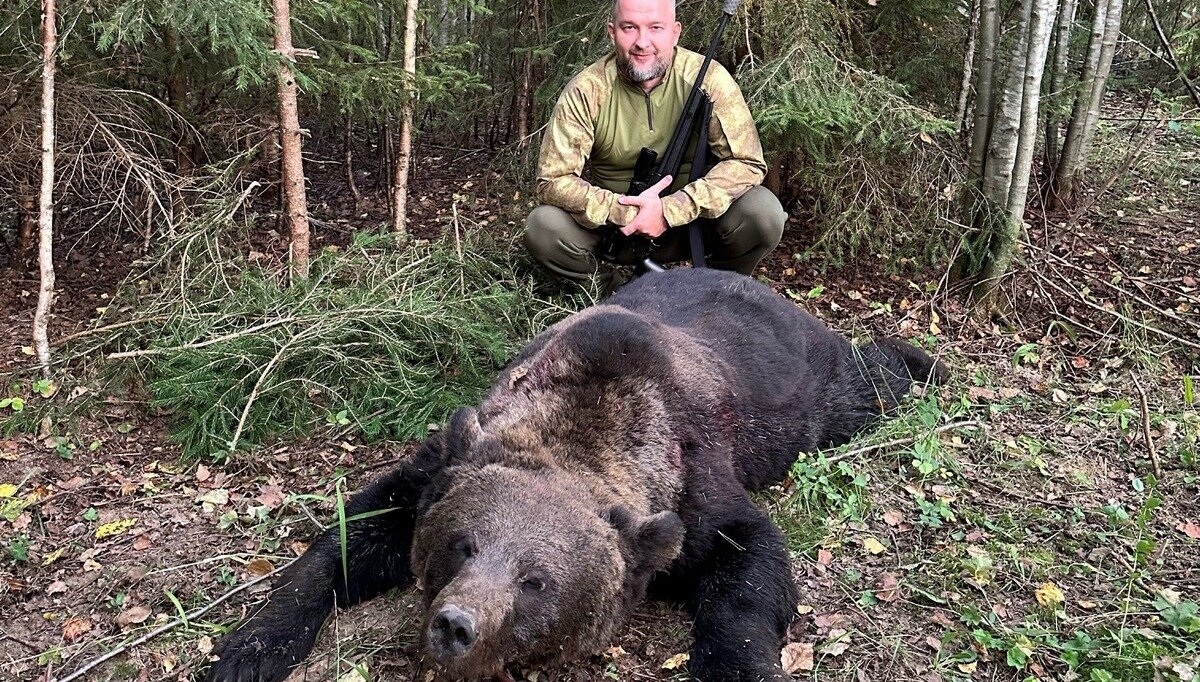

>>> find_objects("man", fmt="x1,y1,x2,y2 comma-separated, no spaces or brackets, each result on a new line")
525,0,787,285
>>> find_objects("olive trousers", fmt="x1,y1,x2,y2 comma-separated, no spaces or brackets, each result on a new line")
524,185,787,282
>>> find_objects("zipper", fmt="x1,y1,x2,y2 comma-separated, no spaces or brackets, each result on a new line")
644,92,654,131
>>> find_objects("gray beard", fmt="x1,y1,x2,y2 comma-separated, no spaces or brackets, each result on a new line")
617,53,668,84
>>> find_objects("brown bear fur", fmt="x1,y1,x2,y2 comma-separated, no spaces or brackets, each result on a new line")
206,268,946,682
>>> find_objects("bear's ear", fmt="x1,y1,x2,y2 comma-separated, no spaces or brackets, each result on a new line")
444,407,482,464
606,506,685,575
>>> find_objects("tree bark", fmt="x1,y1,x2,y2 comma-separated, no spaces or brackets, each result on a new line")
391,0,418,240
1054,0,1124,207
272,0,312,281
956,0,982,135
967,0,1000,184
966,0,1059,309
1043,0,1078,177
344,113,362,208
34,0,58,372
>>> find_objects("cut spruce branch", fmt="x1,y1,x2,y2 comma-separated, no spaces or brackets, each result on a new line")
826,420,987,464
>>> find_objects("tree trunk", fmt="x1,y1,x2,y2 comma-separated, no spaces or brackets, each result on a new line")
967,0,1000,184
1043,0,1078,178
965,0,1060,309
956,0,982,134
272,0,311,281
1053,0,1124,207
344,113,362,208
34,0,58,372
391,0,418,240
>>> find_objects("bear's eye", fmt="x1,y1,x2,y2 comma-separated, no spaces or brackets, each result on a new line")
452,536,476,559
519,573,548,593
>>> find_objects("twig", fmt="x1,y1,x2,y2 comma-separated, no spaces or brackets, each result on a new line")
54,315,175,347
827,420,986,463
107,316,299,360
1130,374,1161,479
1026,269,1200,352
1065,118,1163,230
1,629,43,653
54,560,294,682
1142,0,1200,108
228,330,306,452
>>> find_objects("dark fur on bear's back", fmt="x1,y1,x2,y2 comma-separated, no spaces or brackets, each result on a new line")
206,268,946,682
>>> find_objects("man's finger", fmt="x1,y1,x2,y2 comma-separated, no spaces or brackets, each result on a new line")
619,195,647,207
645,175,672,195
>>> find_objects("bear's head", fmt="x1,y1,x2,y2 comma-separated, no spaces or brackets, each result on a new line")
410,410,684,678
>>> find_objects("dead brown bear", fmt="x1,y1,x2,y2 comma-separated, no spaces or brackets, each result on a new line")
205,267,945,682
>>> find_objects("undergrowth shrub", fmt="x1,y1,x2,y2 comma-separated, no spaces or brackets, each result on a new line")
80,191,579,459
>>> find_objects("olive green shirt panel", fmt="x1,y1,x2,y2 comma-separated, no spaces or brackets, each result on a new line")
660,58,768,227
534,48,767,229
534,61,636,229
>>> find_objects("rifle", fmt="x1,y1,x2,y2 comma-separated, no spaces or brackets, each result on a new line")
596,0,741,273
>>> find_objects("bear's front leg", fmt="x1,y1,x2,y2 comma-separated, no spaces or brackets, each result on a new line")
206,440,443,682
674,484,798,681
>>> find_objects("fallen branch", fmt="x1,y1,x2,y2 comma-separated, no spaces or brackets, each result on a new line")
106,316,299,360
828,419,986,463
1142,0,1200,108
55,560,294,682
1130,374,1162,479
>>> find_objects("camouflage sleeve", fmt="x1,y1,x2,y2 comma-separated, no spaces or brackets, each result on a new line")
534,73,636,229
661,63,767,228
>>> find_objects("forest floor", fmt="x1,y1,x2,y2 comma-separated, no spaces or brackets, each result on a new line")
1,105,1198,682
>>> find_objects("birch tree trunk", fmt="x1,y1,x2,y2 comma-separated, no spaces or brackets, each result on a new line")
33,0,57,371
1053,0,1124,207
956,0,982,134
967,0,1000,183
273,0,312,281
391,0,418,240
960,0,1059,311
1043,0,1078,177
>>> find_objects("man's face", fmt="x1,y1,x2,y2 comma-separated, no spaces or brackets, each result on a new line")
607,0,681,88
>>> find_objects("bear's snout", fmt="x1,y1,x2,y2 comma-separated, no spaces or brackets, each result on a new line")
428,603,478,659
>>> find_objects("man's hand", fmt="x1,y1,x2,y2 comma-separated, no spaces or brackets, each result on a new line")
617,175,673,239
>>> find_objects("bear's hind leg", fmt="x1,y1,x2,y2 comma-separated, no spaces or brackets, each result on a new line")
206,440,443,682
684,501,798,681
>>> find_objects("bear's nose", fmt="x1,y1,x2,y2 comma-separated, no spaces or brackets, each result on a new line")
429,604,478,659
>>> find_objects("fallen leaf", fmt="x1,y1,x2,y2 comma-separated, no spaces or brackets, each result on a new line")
661,653,690,670
256,485,286,509
95,518,137,540
781,642,814,673
813,613,852,631
822,628,850,656
1177,521,1200,539
875,573,902,603
817,548,834,566
245,558,274,577
862,537,887,555
882,509,904,526
1071,356,1091,369
46,581,68,595
133,536,153,551
195,464,211,483
62,617,92,642
197,489,229,506
1035,581,1064,608
117,605,152,627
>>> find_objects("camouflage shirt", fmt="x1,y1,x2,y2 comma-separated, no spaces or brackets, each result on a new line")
535,47,768,229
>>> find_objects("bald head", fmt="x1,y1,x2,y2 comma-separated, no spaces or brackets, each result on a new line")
608,0,682,92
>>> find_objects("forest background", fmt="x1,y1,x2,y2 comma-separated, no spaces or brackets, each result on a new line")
0,0,1198,680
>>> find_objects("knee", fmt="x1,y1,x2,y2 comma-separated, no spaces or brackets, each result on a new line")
523,205,564,261
723,186,786,245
